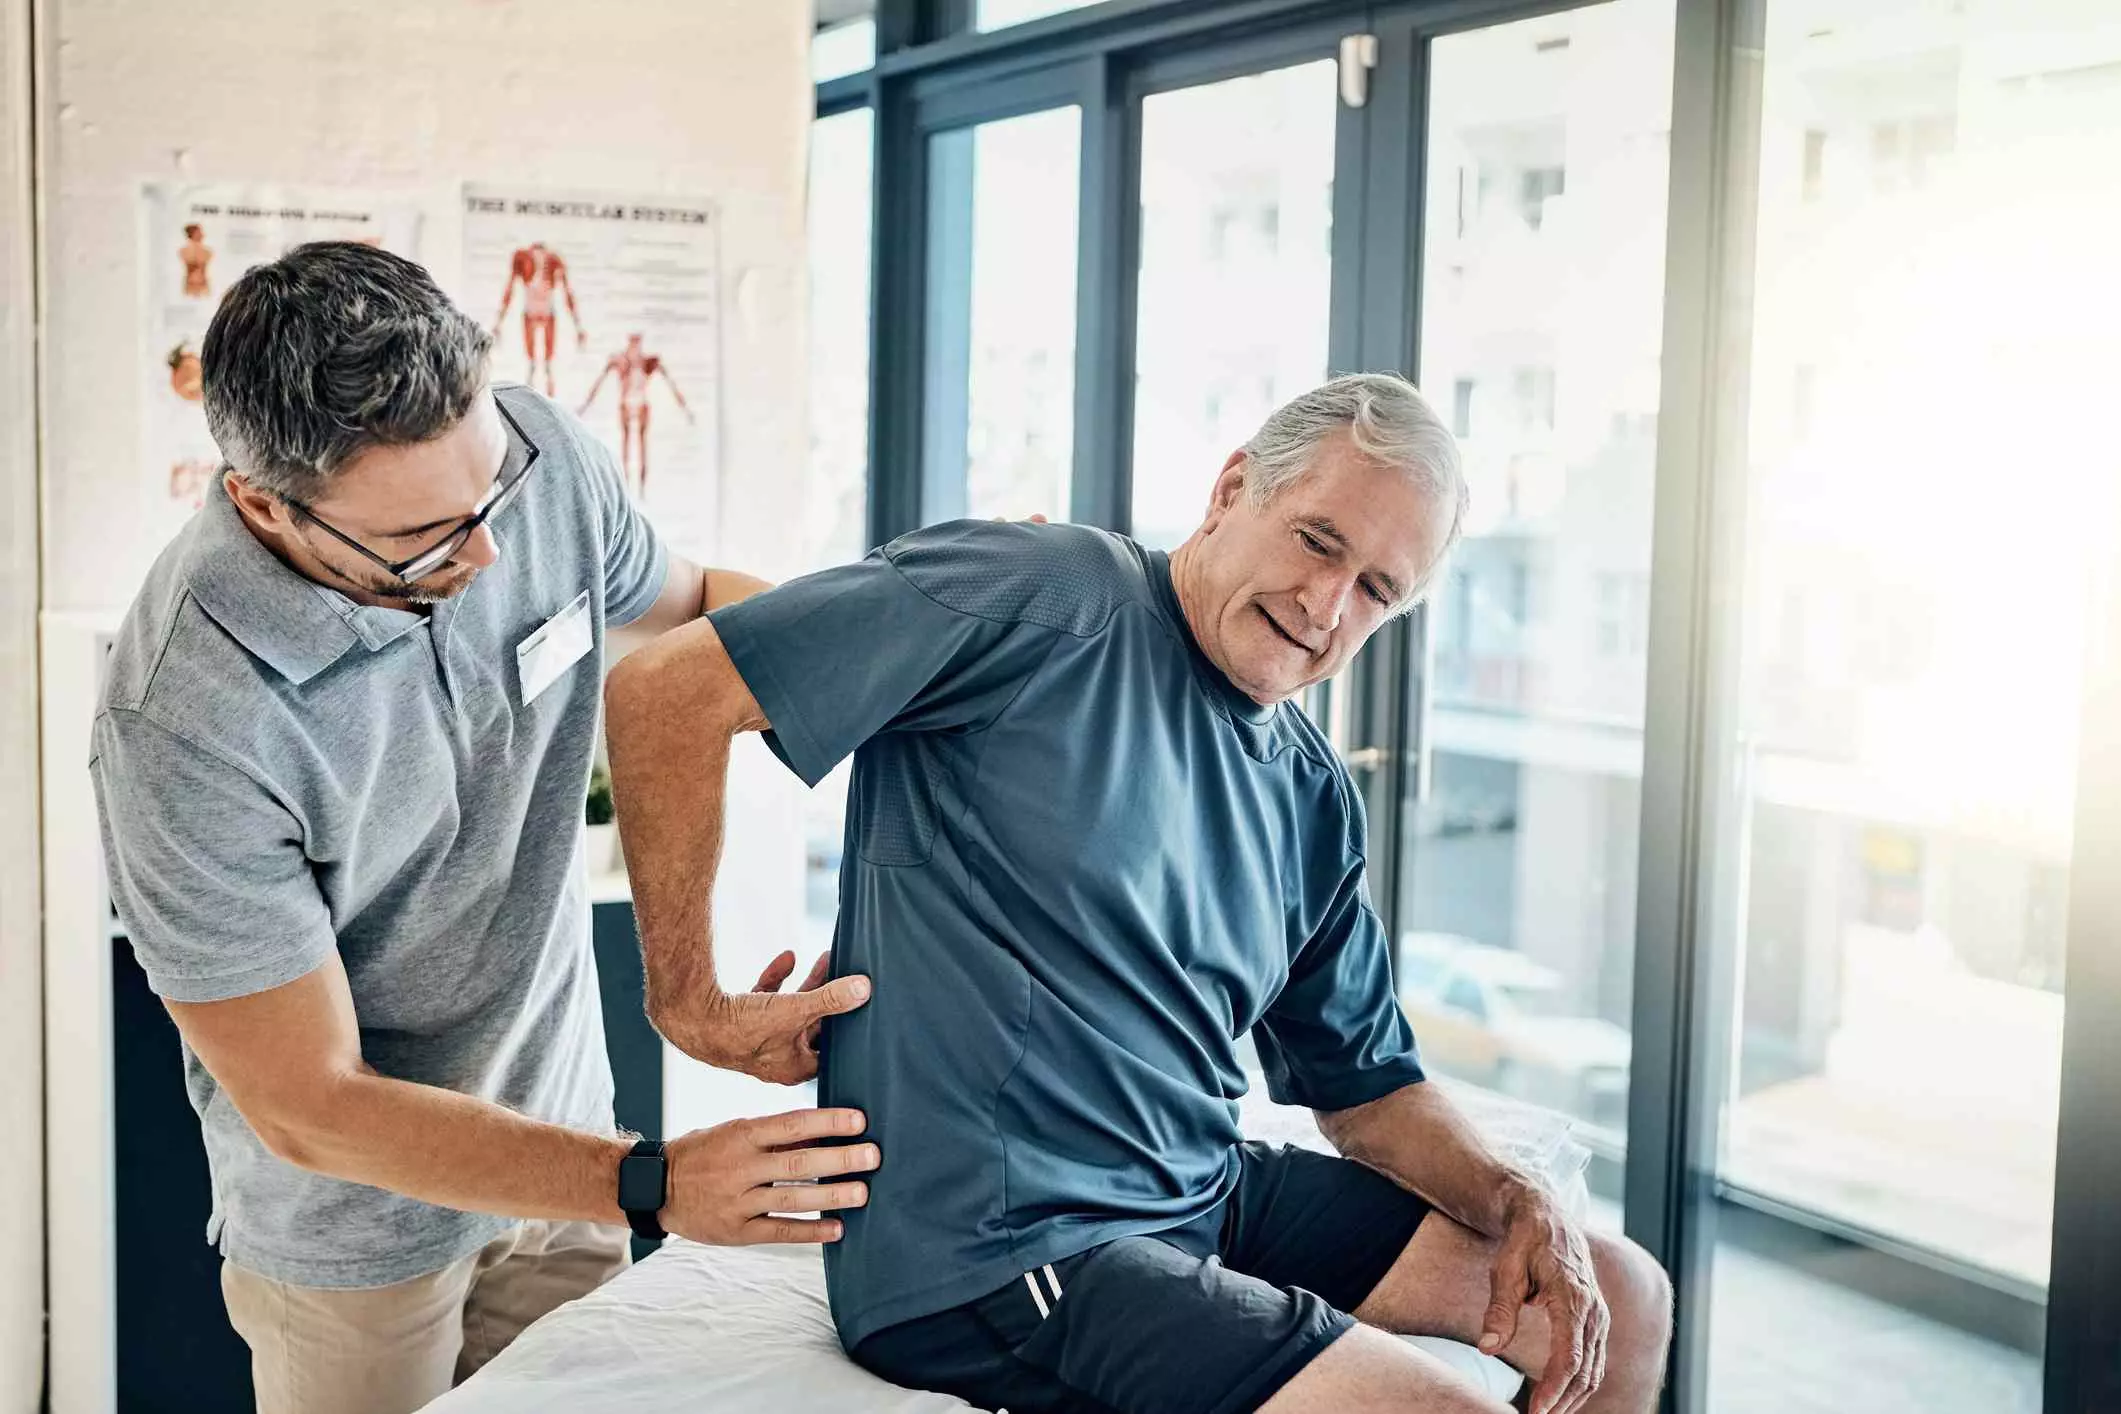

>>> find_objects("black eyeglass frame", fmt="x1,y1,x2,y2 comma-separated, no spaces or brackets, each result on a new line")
278,395,542,584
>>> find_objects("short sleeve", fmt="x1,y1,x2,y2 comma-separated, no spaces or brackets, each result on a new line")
1253,800,1426,1112
90,710,336,1004
570,409,668,628
709,524,1068,788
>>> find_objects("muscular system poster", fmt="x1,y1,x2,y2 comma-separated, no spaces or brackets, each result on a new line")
141,184,423,543
462,186,721,559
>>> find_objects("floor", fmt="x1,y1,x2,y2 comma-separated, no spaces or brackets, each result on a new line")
1704,1238,2040,1414
1580,1197,2042,1414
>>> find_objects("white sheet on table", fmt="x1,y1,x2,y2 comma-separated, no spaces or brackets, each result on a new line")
434,1086,1585,1411
427,1241,966,1413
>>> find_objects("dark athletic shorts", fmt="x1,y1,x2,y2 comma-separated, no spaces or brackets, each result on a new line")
851,1141,1434,1414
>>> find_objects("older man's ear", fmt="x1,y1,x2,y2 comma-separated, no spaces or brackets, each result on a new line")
1197,454,1251,535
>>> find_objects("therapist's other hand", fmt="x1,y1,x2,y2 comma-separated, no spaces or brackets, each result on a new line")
665,951,870,1084
660,1108,878,1246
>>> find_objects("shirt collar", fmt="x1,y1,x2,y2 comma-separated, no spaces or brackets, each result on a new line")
184,475,426,685
1144,547,1280,729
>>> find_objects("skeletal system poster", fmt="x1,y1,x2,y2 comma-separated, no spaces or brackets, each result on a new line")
462,186,721,558
141,184,422,541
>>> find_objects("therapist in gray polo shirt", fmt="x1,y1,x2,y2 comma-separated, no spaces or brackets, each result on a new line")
89,243,877,1414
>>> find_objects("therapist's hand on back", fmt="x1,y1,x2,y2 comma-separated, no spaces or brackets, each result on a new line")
660,1106,879,1246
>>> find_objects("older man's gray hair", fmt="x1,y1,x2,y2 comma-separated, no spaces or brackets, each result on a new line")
1241,372,1468,601
201,242,492,504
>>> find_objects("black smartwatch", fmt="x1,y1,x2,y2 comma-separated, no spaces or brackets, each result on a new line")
617,1138,668,1242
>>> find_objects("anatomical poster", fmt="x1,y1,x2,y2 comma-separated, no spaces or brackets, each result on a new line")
141,183,423,541
462,185,721,558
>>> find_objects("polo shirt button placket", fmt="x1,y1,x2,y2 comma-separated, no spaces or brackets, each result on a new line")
428,600,460,709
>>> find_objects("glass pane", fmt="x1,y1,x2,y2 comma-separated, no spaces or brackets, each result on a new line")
976,0,1100,31
802,107,877,958
805,108,873,571
812,17,877,84
1130,60,1337,551
1702,3,2121,1406
924,107,1082,524
1401,0,1676,1227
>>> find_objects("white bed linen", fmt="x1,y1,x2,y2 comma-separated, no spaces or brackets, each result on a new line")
433,1086,1588,1412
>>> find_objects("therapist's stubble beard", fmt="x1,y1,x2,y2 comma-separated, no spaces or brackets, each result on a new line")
280,522,484,607
333,553,482,607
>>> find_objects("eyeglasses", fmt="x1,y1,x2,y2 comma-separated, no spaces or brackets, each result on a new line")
284,396,543,584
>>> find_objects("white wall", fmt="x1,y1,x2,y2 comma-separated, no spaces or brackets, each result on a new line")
0,1,44,1409
37,3,815,1409
43,0,815,611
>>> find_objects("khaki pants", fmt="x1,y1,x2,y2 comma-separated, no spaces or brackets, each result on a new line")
221,1219,631,1414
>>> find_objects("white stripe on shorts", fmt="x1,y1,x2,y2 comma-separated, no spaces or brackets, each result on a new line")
1023,1271,1052,1320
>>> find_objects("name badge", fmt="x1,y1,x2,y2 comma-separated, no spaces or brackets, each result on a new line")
516,590,593,706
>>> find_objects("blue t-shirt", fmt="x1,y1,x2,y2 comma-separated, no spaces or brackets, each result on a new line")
710,520,1425,1348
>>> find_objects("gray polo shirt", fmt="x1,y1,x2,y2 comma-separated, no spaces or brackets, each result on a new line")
90,383,668,1288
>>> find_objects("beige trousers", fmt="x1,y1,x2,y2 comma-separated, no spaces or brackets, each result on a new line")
220,1219,631,1414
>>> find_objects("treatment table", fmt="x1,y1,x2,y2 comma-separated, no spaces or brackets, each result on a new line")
432,1083,1589,1412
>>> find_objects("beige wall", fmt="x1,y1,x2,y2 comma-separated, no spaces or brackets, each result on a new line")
43,0,814,611
35,3,815,1408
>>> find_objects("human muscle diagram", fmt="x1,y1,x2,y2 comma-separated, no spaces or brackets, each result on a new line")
463,186,721,556
493,242,587,395
180,224,213,298
579,334,694,495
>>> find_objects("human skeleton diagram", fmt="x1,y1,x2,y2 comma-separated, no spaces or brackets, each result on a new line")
579,332,692,497
180,224,214,298
493,241,586,396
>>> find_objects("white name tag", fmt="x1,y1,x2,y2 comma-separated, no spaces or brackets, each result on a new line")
516,590,593,706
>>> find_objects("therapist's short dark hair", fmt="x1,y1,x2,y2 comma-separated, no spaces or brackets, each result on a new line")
202,242,491,503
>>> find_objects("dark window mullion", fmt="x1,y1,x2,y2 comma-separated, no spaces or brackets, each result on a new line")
1069,51,1139,531
1624,0,1766,1410
876,0,928,54
2046,511,2121,1407
926,0,978,41
1337,9,1426,938
866,73,930,547
815,73,872,117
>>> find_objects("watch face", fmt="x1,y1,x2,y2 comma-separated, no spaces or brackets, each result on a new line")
618,1153,666,1213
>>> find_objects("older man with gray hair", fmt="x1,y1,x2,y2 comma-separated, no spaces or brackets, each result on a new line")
90,242,876,1414
607,373,1673,1414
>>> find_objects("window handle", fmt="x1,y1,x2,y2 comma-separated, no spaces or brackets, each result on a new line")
1341,746,1391,773
1338,34,1378,109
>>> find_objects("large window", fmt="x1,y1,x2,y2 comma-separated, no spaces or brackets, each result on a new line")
1130,60,1338,550
1698,3,2121,1406
977,0,1103,31
813,16,877,84
1401,0,1675,1210
806,107,875,573
923,107,1084,524
802,104,876,953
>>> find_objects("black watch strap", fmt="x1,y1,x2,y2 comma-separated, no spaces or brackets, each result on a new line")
617,1137,668,1242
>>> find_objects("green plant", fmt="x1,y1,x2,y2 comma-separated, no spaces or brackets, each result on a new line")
586,762,615,826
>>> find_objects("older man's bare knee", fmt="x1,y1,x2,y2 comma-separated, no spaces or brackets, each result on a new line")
1257,1326,1516,1414
1587,1231,1673,1407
